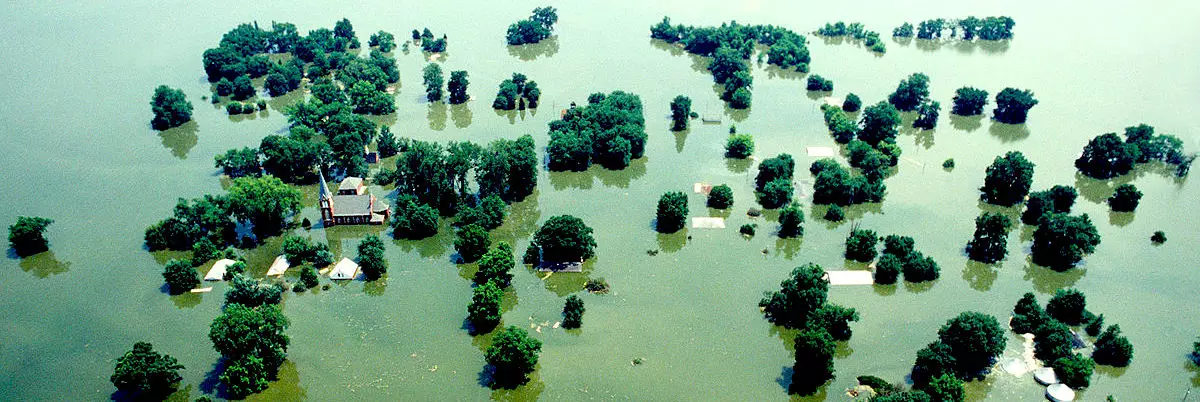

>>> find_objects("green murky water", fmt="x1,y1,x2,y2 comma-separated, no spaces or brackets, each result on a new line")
1,1,1198,400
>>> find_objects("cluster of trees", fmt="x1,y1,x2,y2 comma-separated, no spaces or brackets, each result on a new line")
951,87,988,116
816,21,886,53
506,7,558,45
493,73,541,110
810,158,887,206
725,134,754,158
1010,291,1133,389
467,243,516,333
980,151,1036,206
909,312,1006,395
758,264,860,395
546,91,647,170
1023,185,1078,224
162,259,201,294
485,326,543,388
145,176,302,252
806,75,833,91
150,86,193,130
8,216,53,257
651,18,812,106
894,17,1015,41
707,184,734,209
992,88,1037,124
669,95,692,131
887,73,941,129
280,236,331,291
656,191,689,233
209,301,290,397
778,204,804,238
965,213,1012,263
413,28,447,52
755,154,796,209
1076,124,1194,179
524,215,596,265
110,342,185,399
1032,213,1101,271
368,30,396,52
874,235,940,284
225,100,267,115
844,228,878,262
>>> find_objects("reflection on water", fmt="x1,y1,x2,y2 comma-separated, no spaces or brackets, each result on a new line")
773,237,802,260
363,277,387,296
170,291,203,309
17,251,70,278
1021,259,1085,294
507,36,559,61
725,157,752,174
246,360,306,402
949,114,984,132
158,121,199,160
547,157,648,190
987,121,1030,143
834,341,854,359
656,230,688,254
488,369,545,400
673,128,688,153
427,102,447,131
450,103,472,128
1095,363,1127,379
648,38,684,57
1108,211,1135,227
490,190,542,247
528,259,592,297
762,65,805,81
962,260,999,292
872,283,897,296
903,279,936,294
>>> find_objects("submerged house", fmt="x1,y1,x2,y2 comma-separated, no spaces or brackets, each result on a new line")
318,174,390,226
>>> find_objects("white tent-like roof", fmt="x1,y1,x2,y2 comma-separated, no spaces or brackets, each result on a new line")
824,270,874,285
329,258,359,280
1045,383,1075,402
204,259,238,281
691,217,726,229
266,255,290,276
1033,367,1058,385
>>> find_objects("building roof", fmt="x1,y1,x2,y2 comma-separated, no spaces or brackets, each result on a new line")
339,177,364,192
318,170,333,201
204,259,238,281
331,194,373,217
329,258,359,280
266,255,290,276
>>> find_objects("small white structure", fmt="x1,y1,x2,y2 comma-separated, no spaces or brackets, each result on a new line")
189,287,213,293
1033,367,1058,385
825,270,874,285
266,255,290,276
691,217,726,229
822,97,844,107
806,146,836,157
693,182,713,195
1045,383,1075,402
999,357,1028,376
204,259,238,281
329,258,359,280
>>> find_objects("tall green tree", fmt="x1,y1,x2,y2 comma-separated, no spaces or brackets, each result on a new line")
8,216,53,257
707,184,733,209
468,280,504,333
475,242,515,287
448,70,469,104
913,100,940,129
209,304,289,396
937,312,1006,375
888,73,930,112
845,228,878,262
790,328,836,395
778,204,804,238
759,263,829,329
1031,213,1101,271
1075,133,1139,179
1053,354,1095,389
162,259,199,294
357,235,387,280
1023,185,1078,225
951,87,988,116
368,30,396,52
669,95,692,131
655,191,689,233
1093,325,1134,367
422,63,444,102
150,86,193,130
992,88,1038,124
1108,184,1142,212
226,175,303,236
110,342,184,399
924,374,965,402
1046,288,1088,325
485,326,543,387
214,147,261,178
980,151,1035,206
532,215,596,262
455,224,491,263
859,101,901,144
966,212,1012,263
562,295,585,329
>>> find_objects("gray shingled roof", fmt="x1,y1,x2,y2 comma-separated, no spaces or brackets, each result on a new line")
331,195,373,217
339,177,364,192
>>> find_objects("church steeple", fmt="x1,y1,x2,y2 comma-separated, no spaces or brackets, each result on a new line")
318,168,333,202
318,168,335,226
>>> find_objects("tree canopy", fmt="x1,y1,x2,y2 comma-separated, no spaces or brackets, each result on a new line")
531,215,596,263
447,70,469,104
475,242,515,287
724,134,755,158
562,295,585,329
507,7,558,45
1093,325,1134,367
669,95,692,131
209,303,289,397
110,342,184,399
790,328,836,395
845,228,878,262
951,87,988,116
455,224,491,263
888,73,930,112
468,280,503,333
656,191,689,233
485,326,543,388
1108,184,1142,212
992,88,1038,124
966,212,1012,263
1023,185,1078,225
8,216,53,257
226,175,303,236
423,63,444,102
1031,213,1101,271
778,204,804,238
935,312,1006,376
980,151,1035,206
162,259,199,294
759,263,829,329
707,184,734,209
357,235,387,280
150,86,193,130
547,91,646,170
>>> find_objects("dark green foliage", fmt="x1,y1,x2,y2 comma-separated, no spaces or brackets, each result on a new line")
789,328,836,395
150,85,193,130
707,184,733,209
522,243,540,264
216,78,233,96
811,159,886,206
759,263,829,329
221,355,269,398
225,274,283,308
1023,185,1078,225
816,21,886,54
546,91,647,170
913,100,940,129
778,204,804,238
937,312,1007,375
422,63,444,102
475,242,515,287
258,133,327,184
980,151,1035,206
357,235,387,280
209,304,289,396
162,259,199,294
214,147,261,178
951,87,988,116
334,18,359,48
875,254,901,284
859,101,901,145
1011,292,1050,334
454,224,491,264
943,159,955,169
1046,288,1088,325
966,212,1012,263
392,140,463,215
468,280,503,333
299,266,319,289
893,22,915,37
755,154,795,191
231,75,255,100
226,175,303,236
806,75,833,91
757,179,794,209
476,135,538,202
562,295,585,329
485,326,543,387
901,252,939,282
916,19,947,40
1093,325,1134,366
669,95,692,131
110,342,184,398
421,37,447,53
1035,321,1075,362
912,341,956,388
811,304,860,341
842,93,862,112
222,261,246,281
724,134,755,158
845,229,878,262
1151,231,1166,244
655,192,689,233
584,277,609,293
191,237,218,266
447,70,469,104
1053,354,1094,389
824,106,859,143
533,215,596,262
924,374,965,402
264,58,304,96
992,87,1038,124
824,205,845,221
456,195,507,231
729,87,752,109
1031,213,1101,271
144,195,235,251
368,30,395,52
377,126,399,158
888,73,930,112
507,7,557,45
1076,133,1139,179
739,224,756,236
1086,314,1105,337
347,81,395,115
1107,184,1142,212
9,216,53,257
882,235,914,258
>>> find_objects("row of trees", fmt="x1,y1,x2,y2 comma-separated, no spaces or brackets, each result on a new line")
894,17,1015,41
759,264,860,395
816,21,886,53
421,63,470,104
506,7,558,45
872,234,940,283
493,73,541,110
546,91,647,170
1076,124,1194,179
651,18,813,107
810,158,886,206
145,176,303,251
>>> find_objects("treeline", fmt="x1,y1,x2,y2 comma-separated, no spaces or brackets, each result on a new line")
144,176,302,252
411,27,448,52
506,7,558,45
893,17,1015,41
650,17,811,108
1076,123,1194,179
547,91,647,170
493,73,541,110
815,21,886,54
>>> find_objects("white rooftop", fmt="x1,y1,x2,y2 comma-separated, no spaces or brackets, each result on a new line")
825,270,874,285
806,146,836,157
266,255,290,276
691,217,726,229
329,258,359,280
204,259,238,281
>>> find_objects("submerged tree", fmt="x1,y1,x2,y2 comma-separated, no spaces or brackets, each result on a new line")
913,100,940,129
532,215,596,262
1023,185,1078,225
8,216,53,257
790,328,836,395
656,191,689,233
778,204,804,238
1093,325,1134,367
707,184,733,209
669,95,692,131
725,134,755,158
448,70,469,104
937,311,1007,376
110,342,185,399
454,224,491,263
952,87,988,116
1107,184,1143,212
357,235,387,280
468,280,504,333
992,88,1038,124
888,73,930,112
562,294,585,329
966,212,1012,263
475,242,515,287
1076,133,1140,179
845,228,879,262
422,63,444,102
150,85,193,130
759,263,829,329
980,151,1035,206
1046,288,1088,325
485,326,543,387
1031,213,1101,271
162,259,200,294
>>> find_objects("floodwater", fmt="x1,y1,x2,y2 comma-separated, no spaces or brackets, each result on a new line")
1,1,1198,400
